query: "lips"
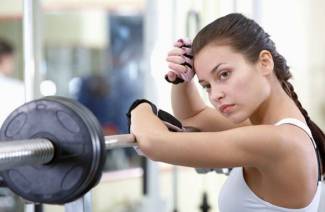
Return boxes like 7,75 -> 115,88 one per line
219,104 -> 235,113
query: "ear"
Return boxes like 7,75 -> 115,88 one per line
257,50 -> 274,76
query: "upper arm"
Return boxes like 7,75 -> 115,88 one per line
181,106 -> 250,132
152,125 -> 289,169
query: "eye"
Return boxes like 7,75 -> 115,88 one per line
202,84 -> 211,93
219,70 -> 231,81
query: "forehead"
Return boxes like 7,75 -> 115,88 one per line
194,45 -> 245,75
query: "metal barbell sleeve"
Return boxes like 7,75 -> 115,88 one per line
0,139 -> 54,171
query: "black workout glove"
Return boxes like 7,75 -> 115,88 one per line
126,99 -> 183,156
126,99 -> 183,133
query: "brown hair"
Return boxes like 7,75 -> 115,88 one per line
192,13 -> 325,174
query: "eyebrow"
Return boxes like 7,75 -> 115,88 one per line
198,63 -> 225,84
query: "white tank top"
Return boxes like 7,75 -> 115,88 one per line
218,118 -> 322,212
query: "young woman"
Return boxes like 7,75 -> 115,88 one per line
129,13 -> 325,211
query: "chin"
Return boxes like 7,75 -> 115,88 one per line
224,112 -> 248,124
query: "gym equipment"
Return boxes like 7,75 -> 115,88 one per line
0,95 -> 228,206
0,96 -> 139,204
199,192 -> 211,212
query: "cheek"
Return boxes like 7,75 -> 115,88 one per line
229,77 -> 250,102
230,72 -> 269,108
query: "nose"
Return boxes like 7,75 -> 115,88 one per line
209,86 -> 225,104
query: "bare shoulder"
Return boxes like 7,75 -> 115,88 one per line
272,124 -> 318,171
253,123 -> 318,180
274,124 -> 315,155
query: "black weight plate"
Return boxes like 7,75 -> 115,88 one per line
44,96 -> 106,197
0,96 -> 105,204
41,96 -> 106,200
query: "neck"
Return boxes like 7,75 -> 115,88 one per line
249,80 -> 304,125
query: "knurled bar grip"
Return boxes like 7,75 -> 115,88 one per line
0,139 -> 55,171
0,134 -> 138,171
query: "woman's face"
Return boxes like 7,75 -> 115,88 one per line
194,44 -> 271,123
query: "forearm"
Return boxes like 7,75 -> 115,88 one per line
147,125 -> 284,169
147,131 -> 221,168
171,81 -> 206,120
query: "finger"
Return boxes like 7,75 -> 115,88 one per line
180,66 -> 195,81
184,57 -> 193,67
181,38 -> 192,46
182,47 -> 193,58
166,55 -> 186,64
165,74 -> 184,84
167,47 -> 185,56
173,40 -> 183,47
167,71 -> 177,81
177,38 -> 192,49
168,63 -> 187,74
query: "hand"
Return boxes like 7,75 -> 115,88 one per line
126,99 -> 184,155
165,38 -> 195,84
129,103 -> 161,137
129,102 -> 173,157
126,99 -> 157,132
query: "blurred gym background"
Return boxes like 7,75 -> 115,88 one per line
0,0 -> 324,211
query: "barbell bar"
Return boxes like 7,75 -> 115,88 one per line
0,134 -> 137,172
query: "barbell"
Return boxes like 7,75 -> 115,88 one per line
0,96 -> 150,204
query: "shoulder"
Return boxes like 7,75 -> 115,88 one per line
274,123 -> 314,152
273,124 -> 316,162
